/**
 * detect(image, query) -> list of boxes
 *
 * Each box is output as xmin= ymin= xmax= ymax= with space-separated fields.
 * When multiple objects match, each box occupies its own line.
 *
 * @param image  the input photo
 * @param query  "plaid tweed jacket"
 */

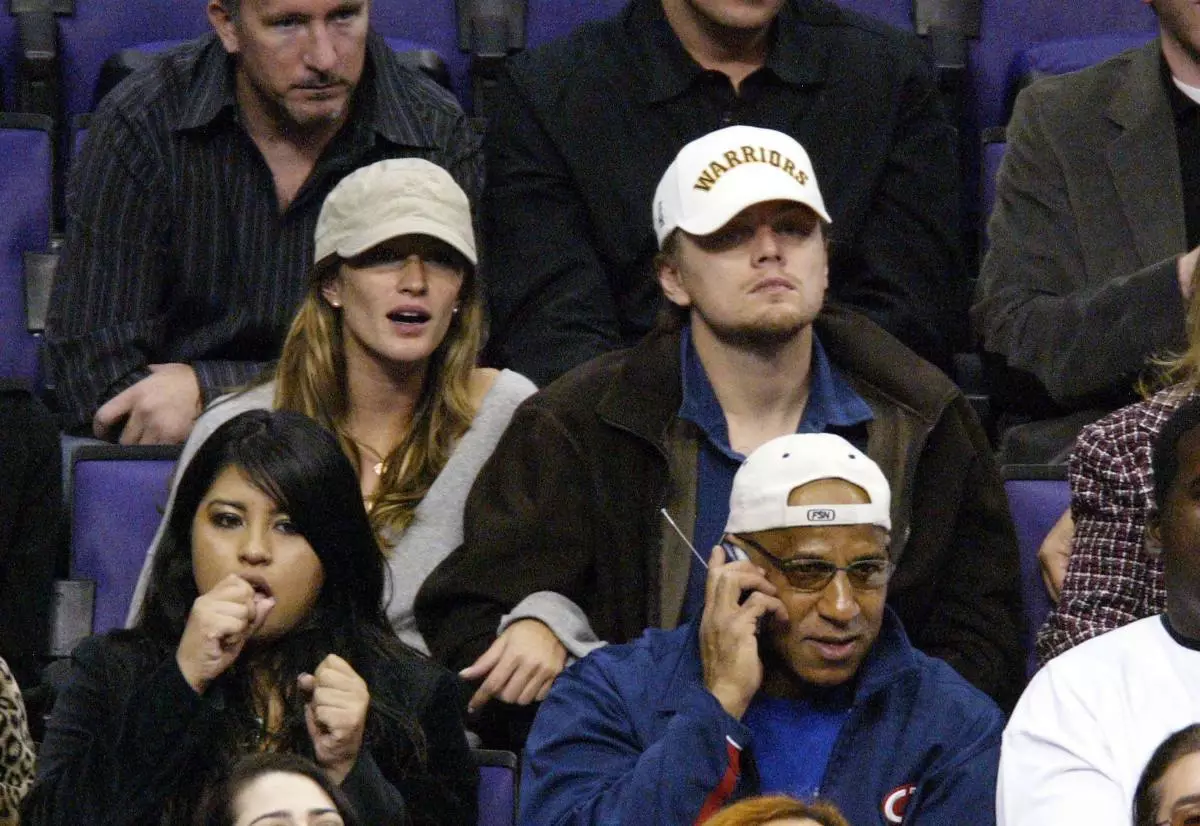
xmin=1036 ymin=385 xmax=1197 ymax=664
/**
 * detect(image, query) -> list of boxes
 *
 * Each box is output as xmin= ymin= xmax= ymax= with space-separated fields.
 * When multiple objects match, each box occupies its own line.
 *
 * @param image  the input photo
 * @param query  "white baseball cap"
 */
xmin=725 ymin=433 xmax=891 ymax=534
xmin=652 ymin=125 xmax=832 ymax=248
xmin=314 ymin=158 xmax=476 ymax=267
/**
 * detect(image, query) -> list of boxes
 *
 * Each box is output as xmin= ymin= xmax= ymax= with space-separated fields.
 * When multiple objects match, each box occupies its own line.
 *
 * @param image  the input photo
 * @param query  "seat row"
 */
xmin=0 ymin=0 xmax=1160 ymax=135
xmin=50 ymin=439 xmax=1065 ymax=705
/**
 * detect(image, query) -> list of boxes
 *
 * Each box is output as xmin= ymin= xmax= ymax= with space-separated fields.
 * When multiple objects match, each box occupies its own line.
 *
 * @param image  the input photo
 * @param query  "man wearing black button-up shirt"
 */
xmin=47 ymin=0 xmax=481 ymax=444
xmin=481 ymin=0 xmax=963 ymax=386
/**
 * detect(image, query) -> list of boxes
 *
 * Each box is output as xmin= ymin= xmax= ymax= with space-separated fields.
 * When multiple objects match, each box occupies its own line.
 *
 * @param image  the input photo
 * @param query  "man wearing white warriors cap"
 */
xmin=518 ymin=432 xmax=1004 ymax=826
xmin=416 ymin=126 xmax=1023 ymax=744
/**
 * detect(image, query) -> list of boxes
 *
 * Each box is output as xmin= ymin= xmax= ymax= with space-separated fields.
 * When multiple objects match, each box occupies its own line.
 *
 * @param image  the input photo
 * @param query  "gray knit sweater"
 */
xmin=126 ymin=371 xmax=599 ymax=657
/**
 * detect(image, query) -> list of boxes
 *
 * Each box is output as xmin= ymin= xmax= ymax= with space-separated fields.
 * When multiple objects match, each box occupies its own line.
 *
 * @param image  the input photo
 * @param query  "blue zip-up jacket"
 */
xmin=519 ymin=609 xmax=1003 ymax=826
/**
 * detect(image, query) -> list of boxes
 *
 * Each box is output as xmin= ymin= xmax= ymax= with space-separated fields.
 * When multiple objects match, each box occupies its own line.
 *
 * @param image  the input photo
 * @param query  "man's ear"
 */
xmin=657 ymin=259 xmax=692 ymax=311
xmin=208 ymin=1 xmax=241 ymax=55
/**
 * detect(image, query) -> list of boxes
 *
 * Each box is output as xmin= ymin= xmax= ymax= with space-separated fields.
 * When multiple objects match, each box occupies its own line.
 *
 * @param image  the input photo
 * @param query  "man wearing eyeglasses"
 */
xmin=416 ymin=126 xmax=1023 ymax=737
xmin=518 ymin=432 xmax=1004 ymax=826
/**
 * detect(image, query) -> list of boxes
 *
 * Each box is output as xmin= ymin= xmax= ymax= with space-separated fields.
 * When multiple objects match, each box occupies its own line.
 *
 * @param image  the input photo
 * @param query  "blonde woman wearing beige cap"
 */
xmin=126 ymin=159 xmax=574 ymax=710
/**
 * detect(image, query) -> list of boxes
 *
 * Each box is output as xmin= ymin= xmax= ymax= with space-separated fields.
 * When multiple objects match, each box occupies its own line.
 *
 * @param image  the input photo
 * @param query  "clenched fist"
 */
xmin=298 ymin=654 xmax=370 ymax=784
xmin=176 ymin=574 xmax=275 ymax=694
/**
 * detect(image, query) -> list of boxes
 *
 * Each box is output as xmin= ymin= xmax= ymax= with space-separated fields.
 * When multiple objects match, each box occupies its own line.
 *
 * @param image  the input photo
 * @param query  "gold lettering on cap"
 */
xmin=690 ymin=148 xmax=813 ymax=191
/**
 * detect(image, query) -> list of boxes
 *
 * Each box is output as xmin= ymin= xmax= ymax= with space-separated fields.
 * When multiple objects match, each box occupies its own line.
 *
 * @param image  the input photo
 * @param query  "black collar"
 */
xmin=1161 ymin=614 xmax=1200 ymax=652
xmin=175 ymin=30 xmax=431 ymax=148
xmin=630 ymin=0 xmax=831 ymax=104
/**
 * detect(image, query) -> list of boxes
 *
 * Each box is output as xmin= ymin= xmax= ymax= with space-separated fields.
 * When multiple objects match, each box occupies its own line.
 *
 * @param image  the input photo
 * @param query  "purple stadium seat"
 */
xmin=372 ymin=1 xmax=467 ymax=102
xmin=979 ymin=126 xmax=1005 ymax=254
xmin=0 ymin=114 xmax=53 ymax=386
xmin=970 ymin=1 xmax=1157 ymax=133
xmin=1002 ymin=464 xmax=1069 ymax=678
xmin=473 ymin=749 xmax=518 ymax=826
xmin=834 ymin=0 xmax=914 ymax=30
xmin=956 ymin=0 xmax=1157 ymax=263
xmin=58 ymin=4 xmax=210 ymax=125
xmin=0 ymin=10 xmax=16 ymax=110
xmin=69 ymin=445 xmax=179 ymax=636
xmin=525 ymin=0 xmax=627 ymax=47
xmin=71 ymin=117 xmax=87 ymax=158
xmin=1010 ymin=30 xmax=1158 ymax=90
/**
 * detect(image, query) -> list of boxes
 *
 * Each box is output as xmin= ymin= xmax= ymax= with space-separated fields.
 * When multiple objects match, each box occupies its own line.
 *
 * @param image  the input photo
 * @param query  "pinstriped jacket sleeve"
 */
xmin=47 ymin=101 xmax=177 ymax=430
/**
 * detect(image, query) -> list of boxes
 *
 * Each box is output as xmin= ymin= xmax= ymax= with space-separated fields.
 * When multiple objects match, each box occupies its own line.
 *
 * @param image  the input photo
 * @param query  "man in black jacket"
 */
xmin=482 ymin=0 xmax=964 ymax=384
xmin=417 ymin=128 xmax=1023 ymax=739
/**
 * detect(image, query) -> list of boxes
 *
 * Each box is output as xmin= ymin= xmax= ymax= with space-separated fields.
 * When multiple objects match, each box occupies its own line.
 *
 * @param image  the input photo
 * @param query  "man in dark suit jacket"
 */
xmin=973 ymin=3 xmax=1200 ymax=463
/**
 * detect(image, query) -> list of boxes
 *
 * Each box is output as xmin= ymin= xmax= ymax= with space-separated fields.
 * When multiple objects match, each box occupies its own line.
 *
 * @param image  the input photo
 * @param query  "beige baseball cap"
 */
xmin=652 ymin=125 xmax=831 ymax=248
xmin=725 ymin=433 xmax=891 ymax=535
xmin=314 ymin=158 xmax=476 ymax=266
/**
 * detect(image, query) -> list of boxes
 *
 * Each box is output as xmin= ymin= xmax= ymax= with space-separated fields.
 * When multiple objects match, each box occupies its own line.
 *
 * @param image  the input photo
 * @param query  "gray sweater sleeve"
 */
xmin=124 ymin=384 xmax=276 ymax=626
xmin=498 ymin=591 xmax=605 ymax=660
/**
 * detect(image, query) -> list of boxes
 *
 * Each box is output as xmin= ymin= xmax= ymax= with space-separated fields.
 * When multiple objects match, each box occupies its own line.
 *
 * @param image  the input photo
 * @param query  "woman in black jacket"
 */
xmin=24 ymin=410 xmax=476 ymax=826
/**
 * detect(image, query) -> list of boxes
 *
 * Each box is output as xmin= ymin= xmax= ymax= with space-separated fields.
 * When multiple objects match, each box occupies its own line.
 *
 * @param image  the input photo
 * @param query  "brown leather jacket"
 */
xmin=416 ymin=305 xmax=1024 ymax=710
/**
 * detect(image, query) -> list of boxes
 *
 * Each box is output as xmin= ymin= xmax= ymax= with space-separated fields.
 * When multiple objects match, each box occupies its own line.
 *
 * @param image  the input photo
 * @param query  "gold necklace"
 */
xmin=349 ymin=437 xmax=388 ymax=476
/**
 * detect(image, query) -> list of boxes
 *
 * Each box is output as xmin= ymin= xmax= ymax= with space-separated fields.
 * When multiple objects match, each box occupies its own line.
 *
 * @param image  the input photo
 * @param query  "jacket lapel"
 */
xmin=1106 ymin=40 xmax=1187 ymax=264
xmin=660 ymin=418 xmax=700 ymax=631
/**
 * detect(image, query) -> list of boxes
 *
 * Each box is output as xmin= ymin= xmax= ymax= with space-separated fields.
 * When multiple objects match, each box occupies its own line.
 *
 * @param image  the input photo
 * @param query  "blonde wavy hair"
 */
xmin=1143 ymin=272 xmax=1200 ymax=395
xmin=272 ymin=253 xmax=485 ymax=540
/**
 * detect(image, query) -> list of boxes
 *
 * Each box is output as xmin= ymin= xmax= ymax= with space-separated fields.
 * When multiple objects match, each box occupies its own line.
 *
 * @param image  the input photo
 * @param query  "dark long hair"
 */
xmin=1135 ymin=724 xmax=1200 ymax=826
xmin=193 ymin=752 xmax=361 ymax=826
xmin=133 ymin=410 xmax=427 ymax=819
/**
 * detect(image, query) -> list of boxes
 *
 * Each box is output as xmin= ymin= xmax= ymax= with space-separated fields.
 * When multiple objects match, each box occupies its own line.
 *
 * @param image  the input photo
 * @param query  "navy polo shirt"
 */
xmin=676 ymin=326 xmax=874 ymax=622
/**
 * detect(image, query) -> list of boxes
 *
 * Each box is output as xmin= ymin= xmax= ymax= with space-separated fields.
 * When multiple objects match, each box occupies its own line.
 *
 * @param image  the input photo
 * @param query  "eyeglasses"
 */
xmin=1159 ymin=803 xmax=1200 ymax=826
xmin=728 ymin=536 xmax=893 ymax=593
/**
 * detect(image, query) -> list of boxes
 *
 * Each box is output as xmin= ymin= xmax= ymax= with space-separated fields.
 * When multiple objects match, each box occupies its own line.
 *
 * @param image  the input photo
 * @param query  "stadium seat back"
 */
xmin=834 ymin=0 xmax=914 ymax=30
xmin=1002 ymin=464 xmax=1070 ymax=678
xmin=979 ymin=126 xmax=1005 ymax=254
xmin=69 ymin=445 xmax=179 ymax=636
xmin=970 ymin=0 xmax=1156 ymax=134
xmin=58 ymin=3 xmax=209 ymax=124
xmin=0 ymin=10 xmax=17 ymax=109
xmin=473 ymin=749 xmax=519 ymax=826
xmin=525 ymin=0 xmax=627 ymax=47
xmin=0 ymin=114 xmax=53 ymax=386
xmin=371 ymin=0 xmax=467 ymax=101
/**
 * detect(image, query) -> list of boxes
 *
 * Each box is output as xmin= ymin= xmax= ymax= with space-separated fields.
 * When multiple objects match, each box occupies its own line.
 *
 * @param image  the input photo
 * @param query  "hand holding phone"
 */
xmin=698 ymin=544 xmax=788 ymax=720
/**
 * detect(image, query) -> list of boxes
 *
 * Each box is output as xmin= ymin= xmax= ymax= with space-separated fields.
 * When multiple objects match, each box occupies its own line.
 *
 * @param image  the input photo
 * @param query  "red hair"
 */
xmin=701 ymin=795 xmax=852 ymax=826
